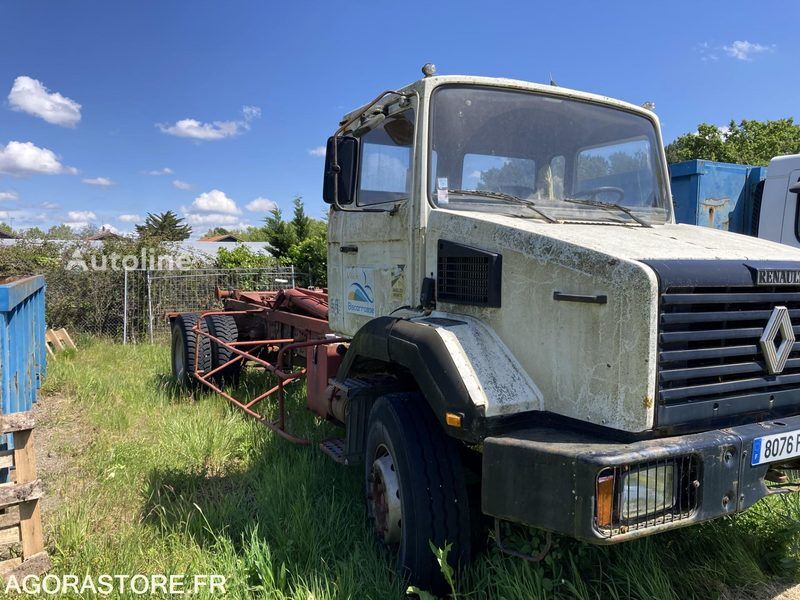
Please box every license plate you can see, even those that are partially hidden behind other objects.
[751,430,800,466]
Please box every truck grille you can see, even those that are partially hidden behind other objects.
[657,285,800,428]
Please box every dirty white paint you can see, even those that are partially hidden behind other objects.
[411,313,544,417]
[326,73,800,434]
[426,211,800,432]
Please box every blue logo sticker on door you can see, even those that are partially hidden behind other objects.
[345,267,375,316]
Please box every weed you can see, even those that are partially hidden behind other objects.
[39,339,800,599]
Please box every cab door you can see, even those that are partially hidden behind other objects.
[327,107,416,337]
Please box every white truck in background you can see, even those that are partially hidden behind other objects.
[755,154,800,247]
[670,153,800,247]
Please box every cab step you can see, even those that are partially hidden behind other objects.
[320,437,348,464]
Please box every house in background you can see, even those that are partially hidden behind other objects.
[199,233,241,242]
[0,230,16,240]
[84,228,124,242]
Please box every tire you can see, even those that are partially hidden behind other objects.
[204,314,242,385]
[171,312,211,388]
[365,393,471,591]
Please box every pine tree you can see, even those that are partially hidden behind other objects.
[135,211,192,241]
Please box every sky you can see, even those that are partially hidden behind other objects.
[0,0,798,237]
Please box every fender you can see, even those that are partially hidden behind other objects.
[337,312,543,442]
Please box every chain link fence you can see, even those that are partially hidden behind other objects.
[123,267,304,344]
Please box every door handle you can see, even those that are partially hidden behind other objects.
[340,245,359,253]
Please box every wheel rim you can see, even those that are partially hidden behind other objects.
[172,331,186,381]
[369,444,402,544]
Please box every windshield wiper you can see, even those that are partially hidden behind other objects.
[447,189,557,223]
[562,197,652,228]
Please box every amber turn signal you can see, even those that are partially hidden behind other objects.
[596,473,615,529]
[445,412,462,428]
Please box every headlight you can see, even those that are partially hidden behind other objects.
[620,463,675,521]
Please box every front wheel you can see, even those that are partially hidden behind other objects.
[365,393,471,591]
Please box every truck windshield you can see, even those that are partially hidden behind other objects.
[429,86,670,224]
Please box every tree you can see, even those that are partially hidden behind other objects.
[291,196,311,241]
[289,222,327,286]
[258,198,327,283]
[665,118,800,166]
[263,207,297,259]
[203,227,230,238]
[135,210,191,241]
[0,222,15,237]
[216,245,275,269]
[46,224,76,240]
[23,227,46,239]
[46,224,75,240]
[478,159,535,191]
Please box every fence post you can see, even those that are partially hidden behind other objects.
[122,268,129,345]
[146,269,154,344]
[291,265,296,288]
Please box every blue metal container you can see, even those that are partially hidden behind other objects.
[669,160,767,236]
[0,275,47,415]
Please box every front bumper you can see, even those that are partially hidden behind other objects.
[481,415,800,543]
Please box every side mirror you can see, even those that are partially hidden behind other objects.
[323,136,359,206]
[790,181,800,194]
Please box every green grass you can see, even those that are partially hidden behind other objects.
[38,339,800,599]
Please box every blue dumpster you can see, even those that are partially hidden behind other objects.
[669,160,767,236]
[0,275,47,415]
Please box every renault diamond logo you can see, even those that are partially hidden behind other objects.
[760,306,795,375]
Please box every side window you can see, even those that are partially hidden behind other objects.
[358,109,415,206]
[576,139,653,205]
[462,154,536,197]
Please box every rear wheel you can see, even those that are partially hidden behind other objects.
[171,313,211,387]
[365,393,471,591]
[204,314,242,385]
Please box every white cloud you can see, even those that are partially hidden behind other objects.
[0,141,76,176]
[0,209,48,228]
[41,201,59,210]
[190,189,240,214]
[7,76,81,127]
[184,212,242,226]
[65,221,88,232]
[0,191,18,201]
[144,167,173,176]
[308,146,327,157]
[68,210,96,221]
[118,214,141,223]
[722,40,773,61]
[82,176,114,186]
[157,105,261,141]
[246,197,277,212]
[172,179,191,190]
[99,223,120,234]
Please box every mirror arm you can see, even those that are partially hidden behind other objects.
[330,89,418,213]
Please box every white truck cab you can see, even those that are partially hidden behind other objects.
[318,69,800,587]
[756,153,800,247]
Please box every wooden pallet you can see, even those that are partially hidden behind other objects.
[45,328,76,357]
[0,412,50,581]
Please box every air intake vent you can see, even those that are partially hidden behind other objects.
[437,240,502,307]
